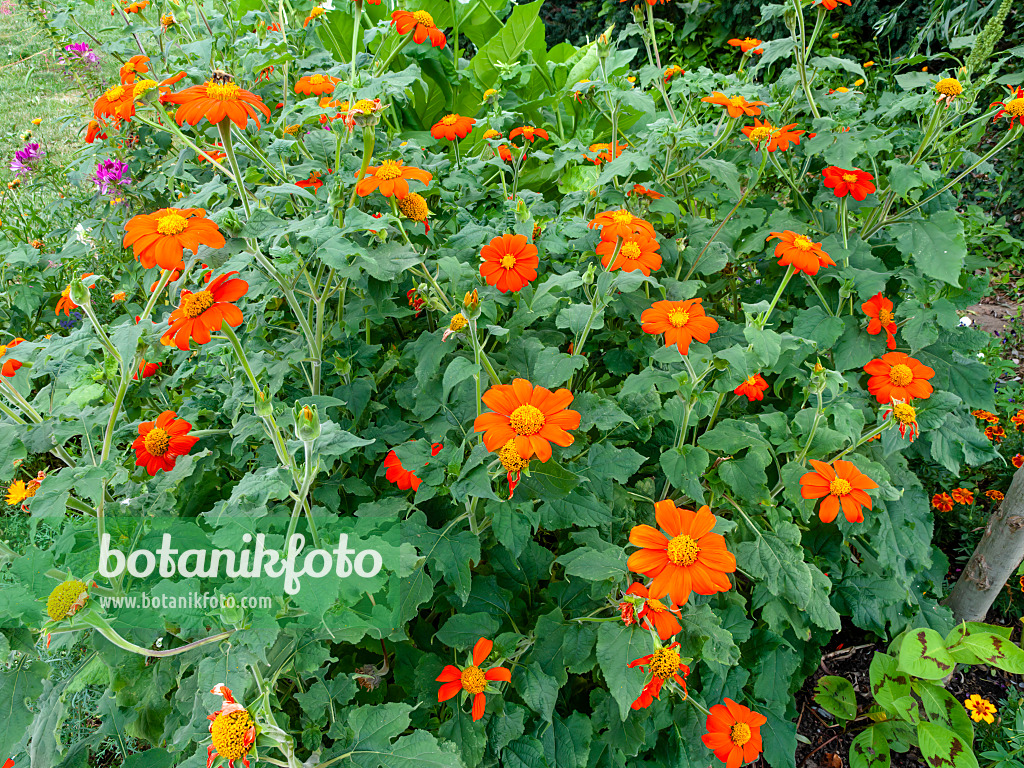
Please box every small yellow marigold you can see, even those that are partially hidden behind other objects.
[47,579,88,621]
[854,78,865,86]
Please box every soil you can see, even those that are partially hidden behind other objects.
[793,618,1024,768]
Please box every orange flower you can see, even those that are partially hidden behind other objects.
[206,683,255,768]
[85,120,107,143]
[164,79,272,129]
[296,170,325,191]
[931,492,954,512]
[586,142,627,164]
[111,291,127,302]
[93,83,136,122]
[479,234,539,293]
[621,582,682,641]
[431,113,475,141]
[133,360,162,380]
[160,272,248,351]
[355,160,431,200]
[702,699,767,768]
[436,637,511,721]
[951,487,974,505]
[734,374,769,401]
[1013,454,1024,469]
[641,299,719,355]
[294,74,340,96]
[474,378,580,462]
[701,92,767,118]
[664,65,685,82]
[630,184,664,200]
[119,55,150,84]
[991,86,1024,128]
[596,230,661,275]
[727,37,763,54]
[132,410,198,475]
[742,119,804,151]
[123,208,225,271]
[303,7,325,26]
[1011,410,1024,429]
[817,0,852,8]
[799,459,878,523]
[861,293,897,350]
[391,9,447,47]
[56,273,95,315]
[985,425,1006,442]
[509,126,549,143]
[627,500,736,607]
[382,442,443,491]
[620,0,668,4]
[628,641,689,710]
[822,166,876,201]
[589,209,656,241]
[863,352,935,404]
[766,231,835,276]
[985,490,1005,502]
[0,338,25,377]
[482,129,513,162]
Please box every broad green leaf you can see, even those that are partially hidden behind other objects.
[916,722,980,768]
[660,445,709,504]
[868,653,911,713]
[435,612,502,650]
[893,212,966,287]
[897,628,956,680]
[595,623,647,721]
[849,726,891,768]
[558,546,628,582]
[814,676,857,720]
[945,628,1024,673]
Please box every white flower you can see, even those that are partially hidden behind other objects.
[958,316,972,327]
[74,223,96,249]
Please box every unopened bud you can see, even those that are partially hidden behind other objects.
[463,289,480,317]
[255,388,273,418]
[293,402,321,442]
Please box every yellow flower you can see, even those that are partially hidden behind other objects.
[47,579,89,621]
[863,60,875,68]
[830,32,839,39]
[6,480,34,506]
[31,118,42,126]
[964,694,996,724]
[854,78,865,86]
[935,78,963,97]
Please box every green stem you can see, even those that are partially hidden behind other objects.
[645,3,679,125]
[793,0,821,119]
[758,265,797,325]
[218,120,252,219]
[344,126,375,221]
[793,390,825,465]
[803,273,835,316]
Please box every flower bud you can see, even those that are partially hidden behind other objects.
[463,289,480,317]
[68,277,93,308]
[293,402,321,442]
[255,388,273,418]
[582,262,597,286]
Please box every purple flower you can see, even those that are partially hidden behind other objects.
[62,43,99,65]
[10,143,43,176]
[93,159,131,195]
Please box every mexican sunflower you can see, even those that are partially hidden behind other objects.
[628,642,689,710]
[742,119,803,152]
[702,699,767,768]
[85,120,107,143]
[436,637,511,721]
[799,460,878,523]
[161,272,248,351]
[93,83,136,122]
[123,208,226,271]
[727,37,763,54]
[884,399,919,441]
[766,231,835,276]
[630,184,664,200]
[589,209,656,241]
[509,126,549,143]
[596,230,661,274]
[56,273,95,315]
[164,79,272,129]
[620,582,682,641]
[587,142,627,164]
[0,338,25,377]
[431,113,475,141]
[119,55,149,84]
[627,500,736,607]
[382,442,443,491]
[134,360,162,380]
[863,352,934,404]
[474,378,580,462]
[295,74,340,96]
[641,298,719,355]
[822,166,876,200]
[296,170,325,191]
[620,0,667,4]
[701,92,767,118]
[734,374,769,401]
[391,9,447,47]
[355,160,432,200]
[817,0,852,8]
[861,293,897,349]
[991,86,1024,128]
[206,684,256,768]
[482,129,513,162]
[132,410,199,475]
[479,234,539,293]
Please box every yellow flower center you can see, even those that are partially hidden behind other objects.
[460,665,487,694]
[829,478,853,496]
[889,363,914,387]
[144,427,171,457]
[620,241,642,261]
[666,534,700,566]
[744,376,757,386]
[1005,98,1024,117]
[730,722,752,746]
[156,212,189,235]
[509,404,545,436]
[747,126,773,144]
[935,78,962,96]
[180,290,215,319]
[500,252,518,269]
[308,7,324,19]
[412,10,435,27]
[210,709,254,761]
[104,85,126,101]
[522,127,535,138]
[133,79,159,98]
[499,439,530,473]
[484,88,498,99]
[611,210,633,225]
[667,309,690,328]
[441,114,459,126]
[206,82,241,102]
[310,74,326,85]
[448,313,468,332]
[729,96,745,106]
[398,193,429,222]
[375,160,403,181]
[742,37,758,46]
[842,173,859,183]
[353,99,376,112]
[483,129,501,140]
[46,580,88,621]
[878,307,894,325]
[893,403,917,424]
[793,235,815,251]
[649,647,682,679]
[645,597,668,613]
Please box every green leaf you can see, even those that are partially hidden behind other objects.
[541,712,592,768]
[438,709,485,768]
[405,511,481,606]
[916,681,974,744]
[0,658,48,760]
[518,662,559,722]
[814,676,857,720]
[760,706,798,768]
[869,653,911,713]
[471,0,544,88]
[735,524,813,609]
[660,446,709,504]
[442,357,479,401]
[435,613,501,650]
[897,628,956,680]
[792,306,845,348]
[894,212,967,287]
[558,546,628,582]
[849,726,891,768]
[595,623,648,721]
[503,736,548,768]
[916,722,980,768]
[945,628,1024,673]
